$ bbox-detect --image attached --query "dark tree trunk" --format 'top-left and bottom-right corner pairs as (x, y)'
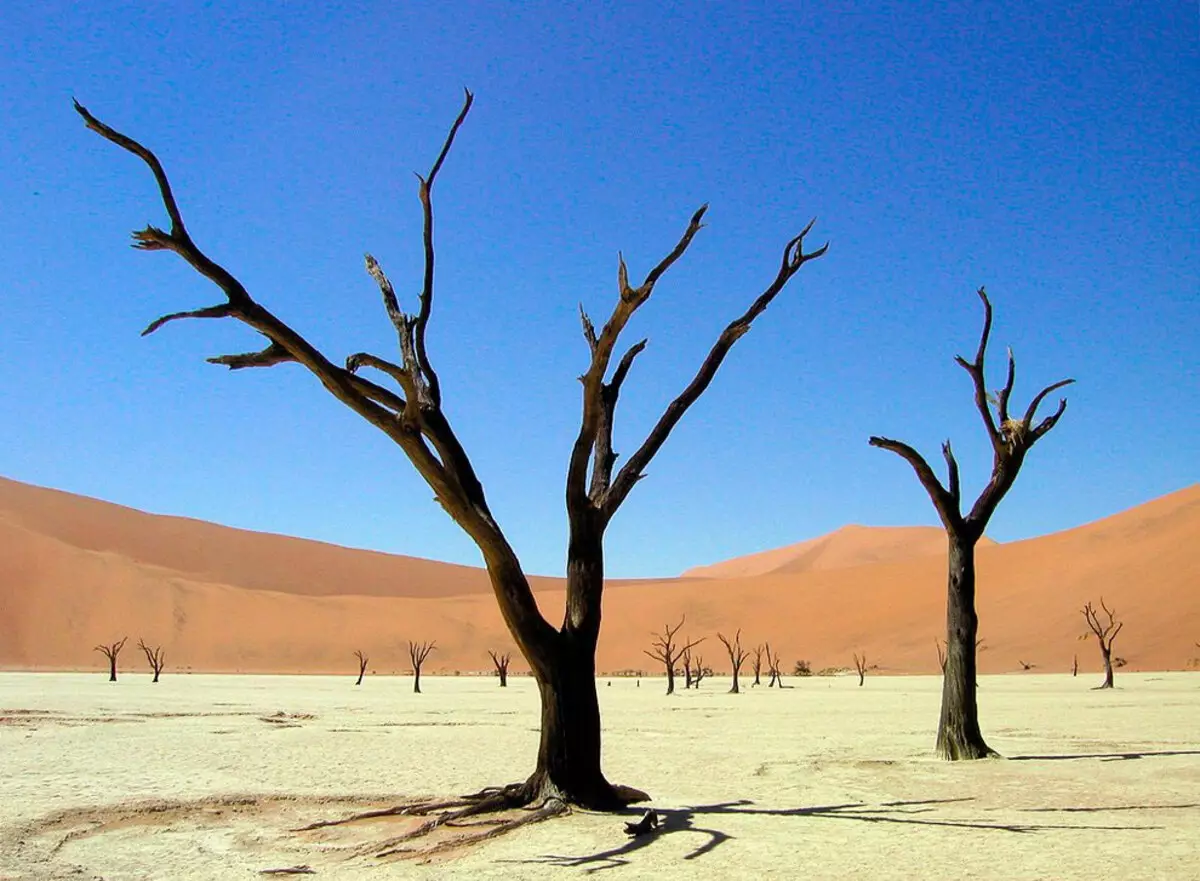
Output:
(665, 666), (676, 695)
(1099, 647), (1114, 689)
(109, 658), (118, 682)
(730, 668), (740, 694)
(413, 669), (422, 694)
(1072, 654), (1078, 677)
(499, 667), (508, 687)
(936, 535), (994, 759)
(151, 668), (160, 683)
(857, 669), (865, 687)
(355, 669), (365, 686)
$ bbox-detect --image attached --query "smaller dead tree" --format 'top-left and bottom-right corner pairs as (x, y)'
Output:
(691, 654), (708, 689)
(138, 639), (165, 683)
(681, 645), (695, 689)
(717, 630), (749, 694)
(409, 641), (436, 694)
(644, 617), (704, 695)
(1018, 660), (1036, 671)
(1072, 654), (1078, 677)
(853, 652), (868, 687)
(95, 637), (128, 682)
(1082, 599), (1123, 689)
(751, 644), (765, 686)
(765, 642), (783, 688)
(354, 650), (369, 686)
(488, 650), (511, 687)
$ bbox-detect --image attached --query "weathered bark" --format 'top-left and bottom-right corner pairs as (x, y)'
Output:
(870, 288), (1072, 760)
(78, 93), (825, 810)
(488, 650), (511, 687)
(718, 630), (748, 694)
(1082, 599), (1123, 689)
(138, 639), (164, 683)
(354, 650), (368, 686)
(95, 637), (128, 682)
(935, 536), (992, 758)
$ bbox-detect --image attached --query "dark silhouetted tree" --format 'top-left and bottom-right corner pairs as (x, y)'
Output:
(853, 652), (868, 686)
(869, 288), (1073, 760)
(691, 653), (708, 689)
(409, 641), (436, 694)
(488, 650), (512, 687)
(751, 644), (765, 686)
(645, 618), (704, 696)
(1072, 654), (1078, 677)
(765, 642), (783, 688)
(95, 637), (127, 682)
(138, 639), (165, 682)
(354, 650), (369, 686)
(717, 630), (749, 694)
(1082, 599), (1123, 689)
(77, 92), (825, 814)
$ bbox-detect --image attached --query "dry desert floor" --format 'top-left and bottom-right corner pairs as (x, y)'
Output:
(2, 671), (1198, 880)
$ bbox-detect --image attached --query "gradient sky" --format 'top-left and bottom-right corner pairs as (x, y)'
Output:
(2, 2), (1196, 578)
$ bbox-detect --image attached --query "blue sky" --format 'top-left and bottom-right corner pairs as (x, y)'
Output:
(1, 2), (1196, 578)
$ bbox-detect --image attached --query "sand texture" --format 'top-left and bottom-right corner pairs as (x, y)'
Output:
(2, 672), (1198, 879)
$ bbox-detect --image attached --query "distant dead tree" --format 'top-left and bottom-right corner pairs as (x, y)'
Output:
(644, 618), (704, 695)
(1072, 654), (1078, 677)
(681, 645), (695, 689)
(354, 650), (369, 686)
(751, 644), (765, 686)
(409, 641), (437, 694)
(488, 650), (512, 687)
(94, 637), (128, 682)
(871, 289), (1072, 760)
(1082, 599), (1124, 689)
(138, 639), (165, 683)
(853, 652), (868, 687)
(765, 642), (783, 688)
(691, 653), (708, 689)
(1018, 660), (1036, 671)
(78, 91), (826, 815)
(717, 630), (749, 694)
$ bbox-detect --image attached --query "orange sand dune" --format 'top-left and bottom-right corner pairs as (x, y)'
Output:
(2, 476), (1197, 678)
(682, 524), (996, 578)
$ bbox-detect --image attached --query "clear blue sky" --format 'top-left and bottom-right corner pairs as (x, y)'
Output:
(1, 2), (1196, 578)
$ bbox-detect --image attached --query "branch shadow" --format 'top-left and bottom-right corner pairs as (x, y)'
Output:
(1009, 750), (1200, 762)
(503, 795), (1154, 874)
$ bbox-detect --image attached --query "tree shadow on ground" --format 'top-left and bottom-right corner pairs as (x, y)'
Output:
(506, 796), (1155, 873)
(1009, 750), (1200, 762)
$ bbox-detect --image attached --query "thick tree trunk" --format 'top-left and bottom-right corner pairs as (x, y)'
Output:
(1099, 647), (1114, 689)
(522, 633), (626, 809)
(498, 667), (508, 687)
(355, 670), (364, 686)
(936, 535), (995, 760)
(152, 669), (160, 683)
(109, 658), (117, 682)
(730, 669), (740, 694)
(413, 669), (422, 694)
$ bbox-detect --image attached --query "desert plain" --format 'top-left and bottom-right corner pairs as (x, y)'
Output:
(2, 671), (1199, 879)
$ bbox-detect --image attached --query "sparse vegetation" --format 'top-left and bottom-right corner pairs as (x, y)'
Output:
(1082, 598), (1124, 689)
(94, 637), (128, 682)
(408, 641), (436, 694)
(138, 639), (165, 682)
(645, 618), (704, 695)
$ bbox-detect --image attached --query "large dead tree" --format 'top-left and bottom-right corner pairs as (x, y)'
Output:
(95, 637), (127, 682)
(488, 650), (512, 687)
(1082, 599), (1123, 689)
(354, 650), (369, 686)
(138, 639), (165, 683)
(409, 641), (436, 694)
(77, 93), (825, 813)
(644, 618), (705, 696)
(870, 289), (1073, 760)
(717, 630), (749, 694)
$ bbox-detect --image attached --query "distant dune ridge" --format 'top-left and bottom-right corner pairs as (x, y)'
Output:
(2, 475), (1197, 677)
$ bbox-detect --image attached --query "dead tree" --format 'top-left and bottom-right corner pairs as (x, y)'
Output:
(354, 650), (369, 686)
(681, 644), (697, 689)
(1082, 599), (1124, 689)
(717, 630), (749, 694)
(1072, 654), (1078, 677)
(488, 650), (512, 687)
(409, 641), (436, 694)
(765, 642), (783, 688)
(751, 644), (765, 686)
(78, 93), (825, 812)
(645, 618), (704, 695)
(870, 288), (1073, 760)
(691, 654), (708, 689)
(853, 652), (868, 686)
(1018, 659), (1036, 671)
(94, 637), (128, 682)
(138, 639), (165, 682)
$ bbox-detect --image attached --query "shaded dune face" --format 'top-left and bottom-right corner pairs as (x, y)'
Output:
(2, 476), (1197, 676)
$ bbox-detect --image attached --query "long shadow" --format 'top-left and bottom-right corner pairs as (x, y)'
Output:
(505, 795), (1152, 873)
(1009, 750), (1200, 762)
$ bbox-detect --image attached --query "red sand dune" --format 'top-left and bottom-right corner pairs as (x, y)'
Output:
(2, 475), (1197, 678)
